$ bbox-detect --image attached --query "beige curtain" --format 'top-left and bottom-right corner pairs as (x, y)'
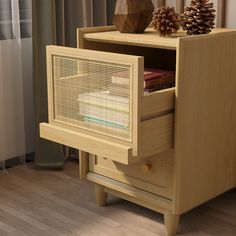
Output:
(32, 0), (116, 167)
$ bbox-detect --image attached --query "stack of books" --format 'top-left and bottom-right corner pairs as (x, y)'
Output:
(108, 70), (130, 97)
(109, 68), (175, 94)
(78, 91), (129, 129)
(77, 68), (175, 129)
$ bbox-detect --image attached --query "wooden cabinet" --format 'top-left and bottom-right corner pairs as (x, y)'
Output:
(40, 26), (236, 235)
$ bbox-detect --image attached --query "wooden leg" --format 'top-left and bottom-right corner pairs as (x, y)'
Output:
(164, 211), (180, 236)
(95, 184), (108, 207)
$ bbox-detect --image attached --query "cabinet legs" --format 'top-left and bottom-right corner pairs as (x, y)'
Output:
(94, 184), (179, 235)
(164, 211), (180, 236)
(95, 184), (108, 207)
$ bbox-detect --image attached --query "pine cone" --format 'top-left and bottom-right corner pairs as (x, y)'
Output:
(152, 7), (180, 37)
(181, 0), (216, 35)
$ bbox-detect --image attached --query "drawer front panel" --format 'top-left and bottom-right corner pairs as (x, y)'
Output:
(89, 151), (174, 199)
(46, 46), (143, 147)
(52, 55), (132, 141)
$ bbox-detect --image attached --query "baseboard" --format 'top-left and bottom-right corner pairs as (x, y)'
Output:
(5, 152), (35, 168)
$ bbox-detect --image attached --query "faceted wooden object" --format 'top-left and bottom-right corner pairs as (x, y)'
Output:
(113, 0), (154, 33)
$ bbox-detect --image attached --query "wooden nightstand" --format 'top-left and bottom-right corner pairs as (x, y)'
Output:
(40, 26), (236, 235)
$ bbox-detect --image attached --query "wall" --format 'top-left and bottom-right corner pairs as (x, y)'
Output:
(226, 0), (236, 28)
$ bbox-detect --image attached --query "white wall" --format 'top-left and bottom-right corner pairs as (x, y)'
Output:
(226, 0), (236, 28)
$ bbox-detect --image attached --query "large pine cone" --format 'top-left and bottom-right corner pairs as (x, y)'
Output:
(152, 7), (180, 37)
(181, 0), (216, 35)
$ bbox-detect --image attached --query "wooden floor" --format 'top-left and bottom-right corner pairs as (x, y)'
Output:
(0, 160), (235, 236)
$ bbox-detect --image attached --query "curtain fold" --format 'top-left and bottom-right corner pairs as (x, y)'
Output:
(32, 0), (64, 168)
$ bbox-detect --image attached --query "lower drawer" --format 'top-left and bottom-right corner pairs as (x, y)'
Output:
(89, 151), (174, 199)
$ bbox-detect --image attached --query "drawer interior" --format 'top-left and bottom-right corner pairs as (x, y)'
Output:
(80, 40), (176, 73)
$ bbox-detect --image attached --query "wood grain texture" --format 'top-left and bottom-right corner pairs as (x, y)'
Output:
(0, 162), (235, 236)
(89, 151), (174, 199)
(140, 113), (174, 158)
(95, 184), (108, 206)
(174, 31), (236, 214)
(82, 27), (233, 52)
(132, 56), (144, 157)
(87, 172), (172, 211)
(141, 87), (175, 119)
(79, 150), (89, 179)
(164, 210), (180, 236)
(83, 27), (179, 50)
(40, 123), (133, 165)
(77, 25), (116, 49)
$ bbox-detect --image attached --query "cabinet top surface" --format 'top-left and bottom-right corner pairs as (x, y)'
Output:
(83, 27), (235, 50)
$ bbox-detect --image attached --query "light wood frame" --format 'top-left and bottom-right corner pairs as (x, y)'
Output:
(76, 26), (236, 232)
(40, 25), (236, 235)
(174, 31), (236, 214)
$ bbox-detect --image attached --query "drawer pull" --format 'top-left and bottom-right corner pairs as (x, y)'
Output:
(142, 163), (152, 173)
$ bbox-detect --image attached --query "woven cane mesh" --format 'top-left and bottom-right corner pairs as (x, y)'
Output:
(52, 55), (132, 140)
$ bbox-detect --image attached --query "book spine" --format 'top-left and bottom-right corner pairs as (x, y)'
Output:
(79, 102), (129, 126)
(83, 117), (128, 129)
(78, 95), (129, 112)
(144, 75), (175, 89)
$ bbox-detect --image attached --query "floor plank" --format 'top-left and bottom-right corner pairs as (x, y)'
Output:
(0, 160), (235, 236)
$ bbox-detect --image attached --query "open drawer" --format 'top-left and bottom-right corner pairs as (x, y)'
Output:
(40, 46), (174, 165)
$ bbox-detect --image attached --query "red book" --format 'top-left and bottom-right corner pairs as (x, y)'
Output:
(111, 68), (175, 90)
(144, 68), (175, 89)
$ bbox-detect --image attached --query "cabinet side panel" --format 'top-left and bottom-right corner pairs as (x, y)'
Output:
(174, 32), (236, 214)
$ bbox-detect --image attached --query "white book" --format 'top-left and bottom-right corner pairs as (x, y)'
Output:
(78, 91), (129, 112)
(111, 76), (130, 86)
(79, 102), (129, 127)
(111, 70), (130, 86)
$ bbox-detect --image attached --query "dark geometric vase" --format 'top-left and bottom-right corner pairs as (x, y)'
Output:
(113, 0), (154, 33)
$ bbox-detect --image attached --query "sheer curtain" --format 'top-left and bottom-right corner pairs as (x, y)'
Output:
(0, 0), (33, 170)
